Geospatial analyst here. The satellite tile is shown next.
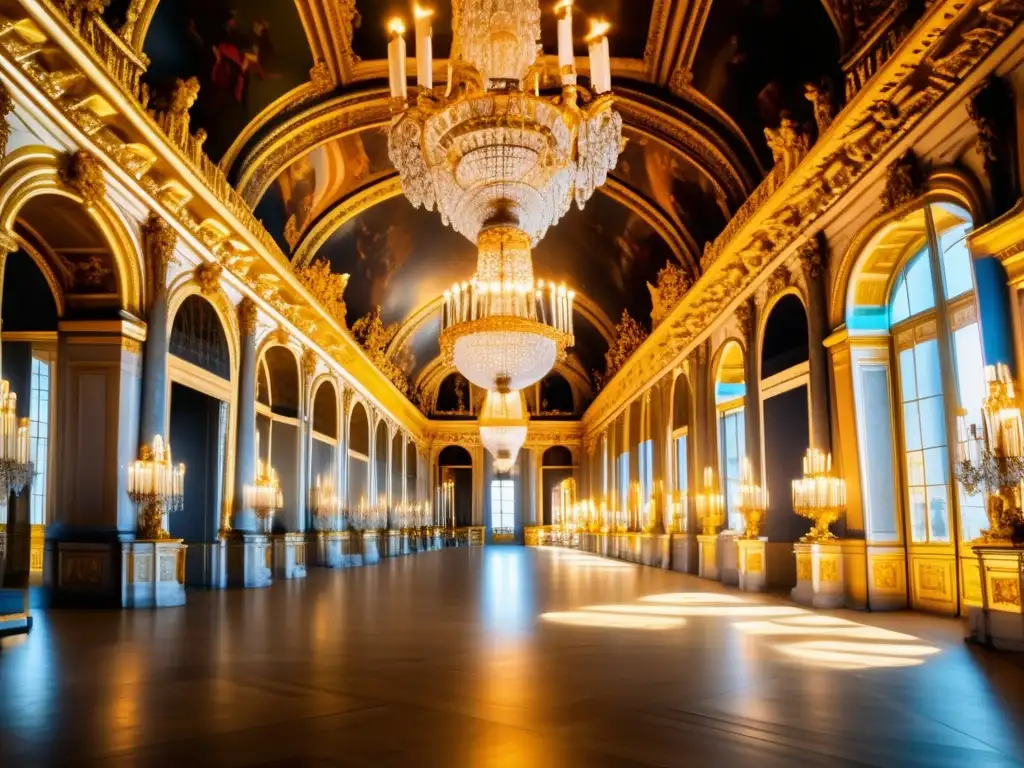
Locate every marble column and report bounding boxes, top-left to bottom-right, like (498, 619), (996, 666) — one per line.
(232, 298), (258, 534)
(737, 298), (762, 485)
(800, 240), (832, 453)
(139, 215), (177, 446)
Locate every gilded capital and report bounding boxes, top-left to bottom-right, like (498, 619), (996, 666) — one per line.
(237, 297), (258, 337)
(798, 237), (825, 280)
(142, 213), (177, 300)
(301, 346), (318, 382)
(735, 299), (755, 340)
(58, 150), (106, 208)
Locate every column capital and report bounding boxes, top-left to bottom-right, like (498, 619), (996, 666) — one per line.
(237, 297), (258, 337)
(0, 231), (18, 255)
(798, 235), (826, 280)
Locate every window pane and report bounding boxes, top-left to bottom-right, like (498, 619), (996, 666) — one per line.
(675, 436), (688, 494)
(923, 445), (948, 485)
(918, 395), (947, 449)
(953, 324), (986, 432)
(899, 348), (917, 400)
(914, 339), (942, 398)
(903, 402), (922, 451)
(889, 274), (910, 326)
(906, 450), (925, 486)
(940, 223), (973, 299)
(906, 248), (936, 316)
(927, 485), (950, 542)
(959, 486), (987, 542)
(908, 486), (928, 542)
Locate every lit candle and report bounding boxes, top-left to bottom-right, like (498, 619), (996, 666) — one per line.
(387, 18), (408, 100)
(413, 6), (433, 91)
(556, 0), (576, 85)
(586, 19), (611, 94)
(567, 290), (575, 336)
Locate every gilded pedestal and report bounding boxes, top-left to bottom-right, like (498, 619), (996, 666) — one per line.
(121, 539), (186, 608)
(697, 533), (719, 580)
(791, 541), (845, 609)
(736, 538), (768, 593)
(670, 533), (697, 574)
(965, 545), (1024, 651)
(718, 530), (740, 586)
(227, 533), (272, 588)
(29, 524), (44, 572)
(314, 531), (347, 568)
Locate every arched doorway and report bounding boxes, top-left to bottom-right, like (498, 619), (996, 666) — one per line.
(844, 201), (981, 615)
(309, 378), (338, 526)
(760, 293), (812, 552)
(391, 431), (403, 510)
(715, 340), (746, 530)
(405, 440), (417, 510)
(438, 445), (473, 528)
(167, 293), (232, 584)
(260, 345), (301, 532)
(374, 420), (389, 507)
(348, 402), (370, 510)
(672, 373), (691, 523)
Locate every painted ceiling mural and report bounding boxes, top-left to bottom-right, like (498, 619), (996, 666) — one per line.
(255, 127), (392, 252)
(141, 0), (313, 160)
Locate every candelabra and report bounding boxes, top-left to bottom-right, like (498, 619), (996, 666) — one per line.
(310, 474), (340, 531)
(245, 458), (282, 533)
(953, 364), (1024, 541)
(670, 490), (687, 534)
(695, 467), (724, 536)
(0, 380), (31, 498)
(127, 435), (185, 539)
(436, 478), (456, 529)
(739, 460), (769, 539)
(792, 448), (846, 541)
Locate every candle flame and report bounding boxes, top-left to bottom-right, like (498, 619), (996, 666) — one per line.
(414, 4), (434, 19)
(586, 18), (610, 42)
(388, 17), (406, 35)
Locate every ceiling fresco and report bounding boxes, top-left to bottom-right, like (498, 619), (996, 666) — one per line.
(691, 0), (840, 165)
(141, 0), (313, 160)
(255, 127), (392, 252)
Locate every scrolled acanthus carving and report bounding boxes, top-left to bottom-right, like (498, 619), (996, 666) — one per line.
(594, 310), (648, 391)
(880, 151), (923, 213)
(293, 260), (349, 329)
(142, 213), (177, 302)
(647, 263), (693, 328)
(351, 306), (410, 396)
(237, 297), (259, 338)
(194, 261), (223, 296)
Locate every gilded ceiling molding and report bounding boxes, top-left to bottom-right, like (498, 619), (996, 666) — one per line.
(603, 179), (698, 272)
(291, 176), (403, 268)
(127, 0), (158, 51)
(235, 91), (393, 206)
(579, 0), (1019, 438)
(655, 0), (713, 86)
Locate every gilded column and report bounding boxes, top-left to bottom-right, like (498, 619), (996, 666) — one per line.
(233, 298), (259, 533)
(737, 299), (763, 484)
(139, 214), (177, 446)
(297, 347), (316, 532)
(800, 240), (832, 453)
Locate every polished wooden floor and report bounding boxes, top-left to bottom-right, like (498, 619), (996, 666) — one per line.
(2, 547), (1024, 767)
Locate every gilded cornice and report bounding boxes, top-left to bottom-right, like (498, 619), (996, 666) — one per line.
(5, 1), (427, 438)
(424, 419), (582, 450)
(580, 0), (1024, 437)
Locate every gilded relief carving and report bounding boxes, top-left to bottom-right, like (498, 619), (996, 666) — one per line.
(59, 150), (107, 208)
(820, 558), (839, 582)
(796, 555), (812, 582)
(991, 578), (1021, 607)
(873, 560), (899, 590)
(918, 562), (947, 596)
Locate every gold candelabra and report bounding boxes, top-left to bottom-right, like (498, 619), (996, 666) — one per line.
(310, 474), (340, 531)
(436, 478), (455, 529)
(245, 458), (282, 532)
(792, 448), (846, 541)
(695, 466), (724, 536)
(670, 490), (687, 534)
(127, 435), (185, 539)
(739, 459), (768, 539)
(0, 380), (32, 497)
(954, 363), (1024, 541)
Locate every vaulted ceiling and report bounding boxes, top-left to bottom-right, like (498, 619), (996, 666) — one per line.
(112, 0), (844, 409)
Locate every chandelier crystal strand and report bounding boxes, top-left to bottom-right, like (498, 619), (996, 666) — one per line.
(0, 380), (32, 496)
(127, 435), (185, 539)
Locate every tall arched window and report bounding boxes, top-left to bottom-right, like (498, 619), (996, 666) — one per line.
(715, 340), (746, 530)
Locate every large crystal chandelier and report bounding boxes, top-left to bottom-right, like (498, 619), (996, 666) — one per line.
(387, 0), (621, 392)
(478, 380), (530, 474)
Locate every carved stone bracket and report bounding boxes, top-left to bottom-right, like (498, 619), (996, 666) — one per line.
(142, 213), (177, 303)
(193, 261), (223, 297)
(880, 151), (923, 214)
(58, 150), (106, 207)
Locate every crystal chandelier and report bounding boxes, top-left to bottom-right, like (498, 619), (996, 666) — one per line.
(387, 0), (621, 392)
(478, 379), (530, 474)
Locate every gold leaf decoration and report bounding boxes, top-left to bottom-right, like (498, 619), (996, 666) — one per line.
(647, 263), (693, 328)
(294, 260), (349, 329)
(594, 310), (648, 391)
(351, 305), (409, 396)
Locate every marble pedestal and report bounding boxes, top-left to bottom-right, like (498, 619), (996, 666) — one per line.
(384, 530), (401, 557)
(271, 533), (307, 579)
(791, 541), (845, 608)
(361, 531), (381, 565)
(718, 530), (740, 586)
(670, 533), (697, 574)
(400, 531), (411, 555)
(432, 529), (443, 550)
(121, 539), (187, 608)
(736, 538), (768, 592)
(314, 531), (345, 568)
(965, 544), (1024, 651)
(227, 533), (272, 588)
(697, 533), (719, 580)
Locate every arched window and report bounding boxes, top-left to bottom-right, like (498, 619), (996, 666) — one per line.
(672, 374), (690, 504)
(715, 340), (746, 530)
